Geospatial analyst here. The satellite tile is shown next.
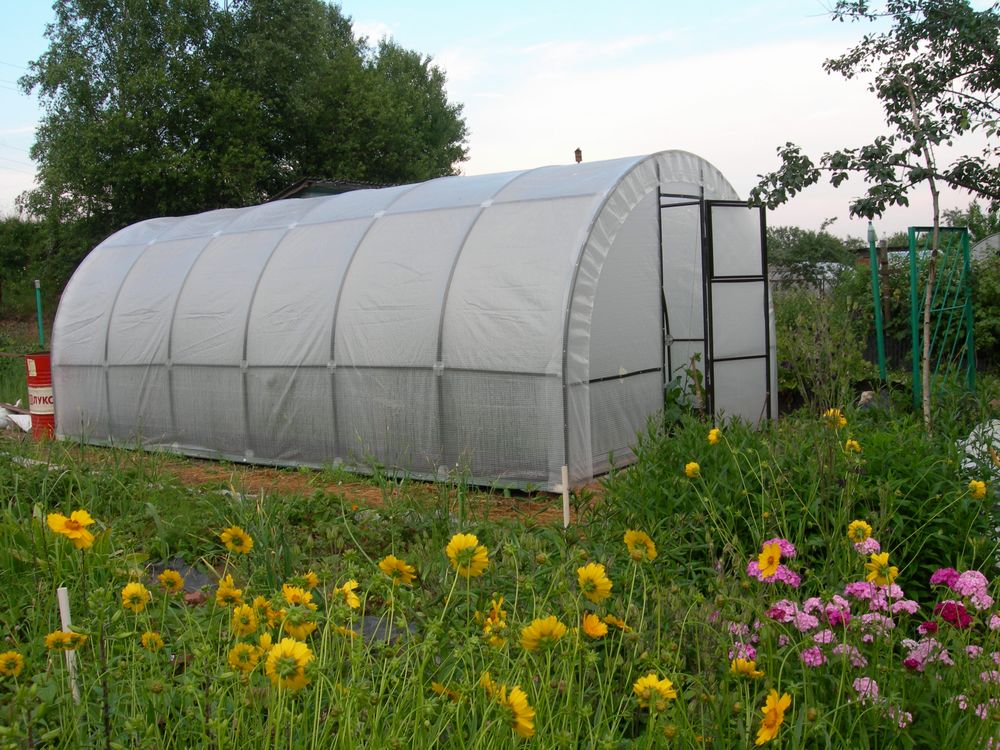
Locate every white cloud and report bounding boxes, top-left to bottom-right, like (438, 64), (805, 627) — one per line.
(352, 19), (395, 44)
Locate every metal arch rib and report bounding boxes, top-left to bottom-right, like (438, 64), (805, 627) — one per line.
(431, 165), (549, 468)
(326, 182), (424, 459)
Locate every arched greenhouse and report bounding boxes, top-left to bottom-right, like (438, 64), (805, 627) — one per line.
(52, 150), (776, 490)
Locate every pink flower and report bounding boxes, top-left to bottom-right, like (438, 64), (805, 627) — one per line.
(930, 568), (960, 587)
(729, 642), (757, 661)
(825, 597), (852, 627)
(813, 629), (835, 644)
(852, 677), (879, 704)
(891, 599), (920, 616)
(917, 620), (939, 636)
(763, 537), (797, 558)
(794, 611), (820, 633)
(801, 646), (826, 667)
(832, 643), (868, 668)
(953, 570), (988, 597)
(844, 581), (876, 601)
(935, 600), (973, 629)
(887, 706), (913, 729)
(990, 614), (1000, 631)
(854, 537), (881, 555)
(902, 637), (953, 671)
(777, 634), (790, 648)
(967, 645), (983, 659)
(728, 622), (751, 637)
(766, 600), (797, 623)
(802, 597), (823, 614)
(981, 670), (1000, 685)
(860, 613), (895, 637)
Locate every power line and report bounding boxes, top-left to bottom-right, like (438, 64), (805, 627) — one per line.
(0, 155), (34, 168)
(0, 61), (28, 71)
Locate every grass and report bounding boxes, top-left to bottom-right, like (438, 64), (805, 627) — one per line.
(0, 404), (996, 748)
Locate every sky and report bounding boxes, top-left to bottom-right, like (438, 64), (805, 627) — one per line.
(0, 0), (992, 241)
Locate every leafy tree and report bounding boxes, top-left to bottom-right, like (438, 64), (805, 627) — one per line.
(767, 222), (856, 287)
(750, 0), (1000, 428)
(18, 0), (468, 284)
(943, 200), (1000, 243)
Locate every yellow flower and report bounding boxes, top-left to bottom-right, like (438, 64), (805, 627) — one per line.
(338, 580), (361, 609)
(755, 689), (792, 745)
(157, 569), (184, 594)
(301, 571), (320, 589)
(577, 562), (613, 603)
(823, 408), (847, 429)
(633, 673), (679, 711)
(265, 638), (313, 691)
(969, 479), (987, 500)
(757, 542), (781, 580)
(582, 613), (608, 639)
(281, 584), (313, 608)
(603, 613), (631, 632)
(864, 552), (898, 586)
(730, 658), (764, 678)
(0, 651), (24, 677)
(45, 630), (87, 651)
(623, 530), (657, 561)
(844, 438), (861, 453)
(379, 554), (417, 585)
(258, 632), (274, 652)
(685, 461), (701, 478)
(497, 685), (536, 739)
(229, 642), (261, 673)
(282, 617), (317, 641)
(219, 525), (253, 554)
(46, 510), (95, 550)
(480, 670), (499, 698)
(215, 574), (243, 607)
(708, 428), (721, 445)
(847, 520), (872, 544)
(231, 604), (258, 637)
(520, 615), (567, 652)
(121, 582), (151, 613)
(480, 597), (508, 647)
(445, 533), (489, 578)
(334, 625), (358, 639)
(140, 631), (164, 652)
(430, 681), (461, 702)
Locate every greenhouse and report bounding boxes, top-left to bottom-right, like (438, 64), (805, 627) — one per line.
(52, 150), (775, 490)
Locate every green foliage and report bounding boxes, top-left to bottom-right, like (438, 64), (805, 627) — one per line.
(18, 0), (469, 286)
(767, 224), (856, 288)
(945, 200), (1000, 244)
(773, 285), (876, 409)
(752, 1), (1000, 216)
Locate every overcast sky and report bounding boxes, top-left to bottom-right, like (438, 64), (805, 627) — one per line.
(0, 0), (992, 241)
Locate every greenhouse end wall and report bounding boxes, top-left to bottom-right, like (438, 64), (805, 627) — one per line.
(51, 150), (772, 490)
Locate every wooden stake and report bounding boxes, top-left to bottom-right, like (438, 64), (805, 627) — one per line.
(56, 586), (80, 703)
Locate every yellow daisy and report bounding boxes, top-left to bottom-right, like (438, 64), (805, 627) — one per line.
(864, 552), (898, 586)
(684, 461), (701, 478)
(577, 562), (613, 603)
(969, 479), (987, 499)
(847, 520), (872, 544)
(623, 530), (657, 561)
(844, 438), (861, 453)
(633, 673), (679, 711)
(219, 525), (253, 554)
(229, 642), (261, 673)
(140, 631), (164, 652)
(231, 604), (258, 637)
(0, 651), (24, 678)
(215, 574), (243, 607)
(823, 407), (847, 429)
(121, 582), (151, 613)
(46, 510), (96, 550)
(708, 428), (721, 445)
(281, 584), (313, 608)
(730, 658), (764, 678)
(157, 569), (184, 594)
(445, 533), (489, 578)
(497, 685), (536, 738)
(582, 613), (608, 639)
(338, 580), (361, 609)
(379, 555), (417, 585)
(603, 613), (631, 632)
(755, 689), (792, 745)
(520, 615), (567, 652)
(757, 542), (781, 580)
(45, 630), (87, 651)
(265, 638), (313, 691)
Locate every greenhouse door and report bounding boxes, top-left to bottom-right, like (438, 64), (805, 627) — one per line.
(704, 201), (772, 425)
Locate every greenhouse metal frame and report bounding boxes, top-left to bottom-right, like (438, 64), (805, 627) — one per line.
(52, 150), (776, 490)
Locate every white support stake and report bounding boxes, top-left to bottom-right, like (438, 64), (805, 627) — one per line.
(56, 587), (80, 703)
(561, 465), (570, 529)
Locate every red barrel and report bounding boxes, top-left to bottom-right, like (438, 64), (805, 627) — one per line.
(24, 353), (55, 440)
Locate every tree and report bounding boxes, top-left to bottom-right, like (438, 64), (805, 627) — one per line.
(750, 0), (1000, 428)
(767, 222), (856, 287)
(943, 200), (1000, 243)
(18, 0), (469, 283)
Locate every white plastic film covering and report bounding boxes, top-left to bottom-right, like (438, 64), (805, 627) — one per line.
(53, 149), (772, 490)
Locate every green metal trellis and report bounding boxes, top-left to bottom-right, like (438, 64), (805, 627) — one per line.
(908, 226), (975, 409)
